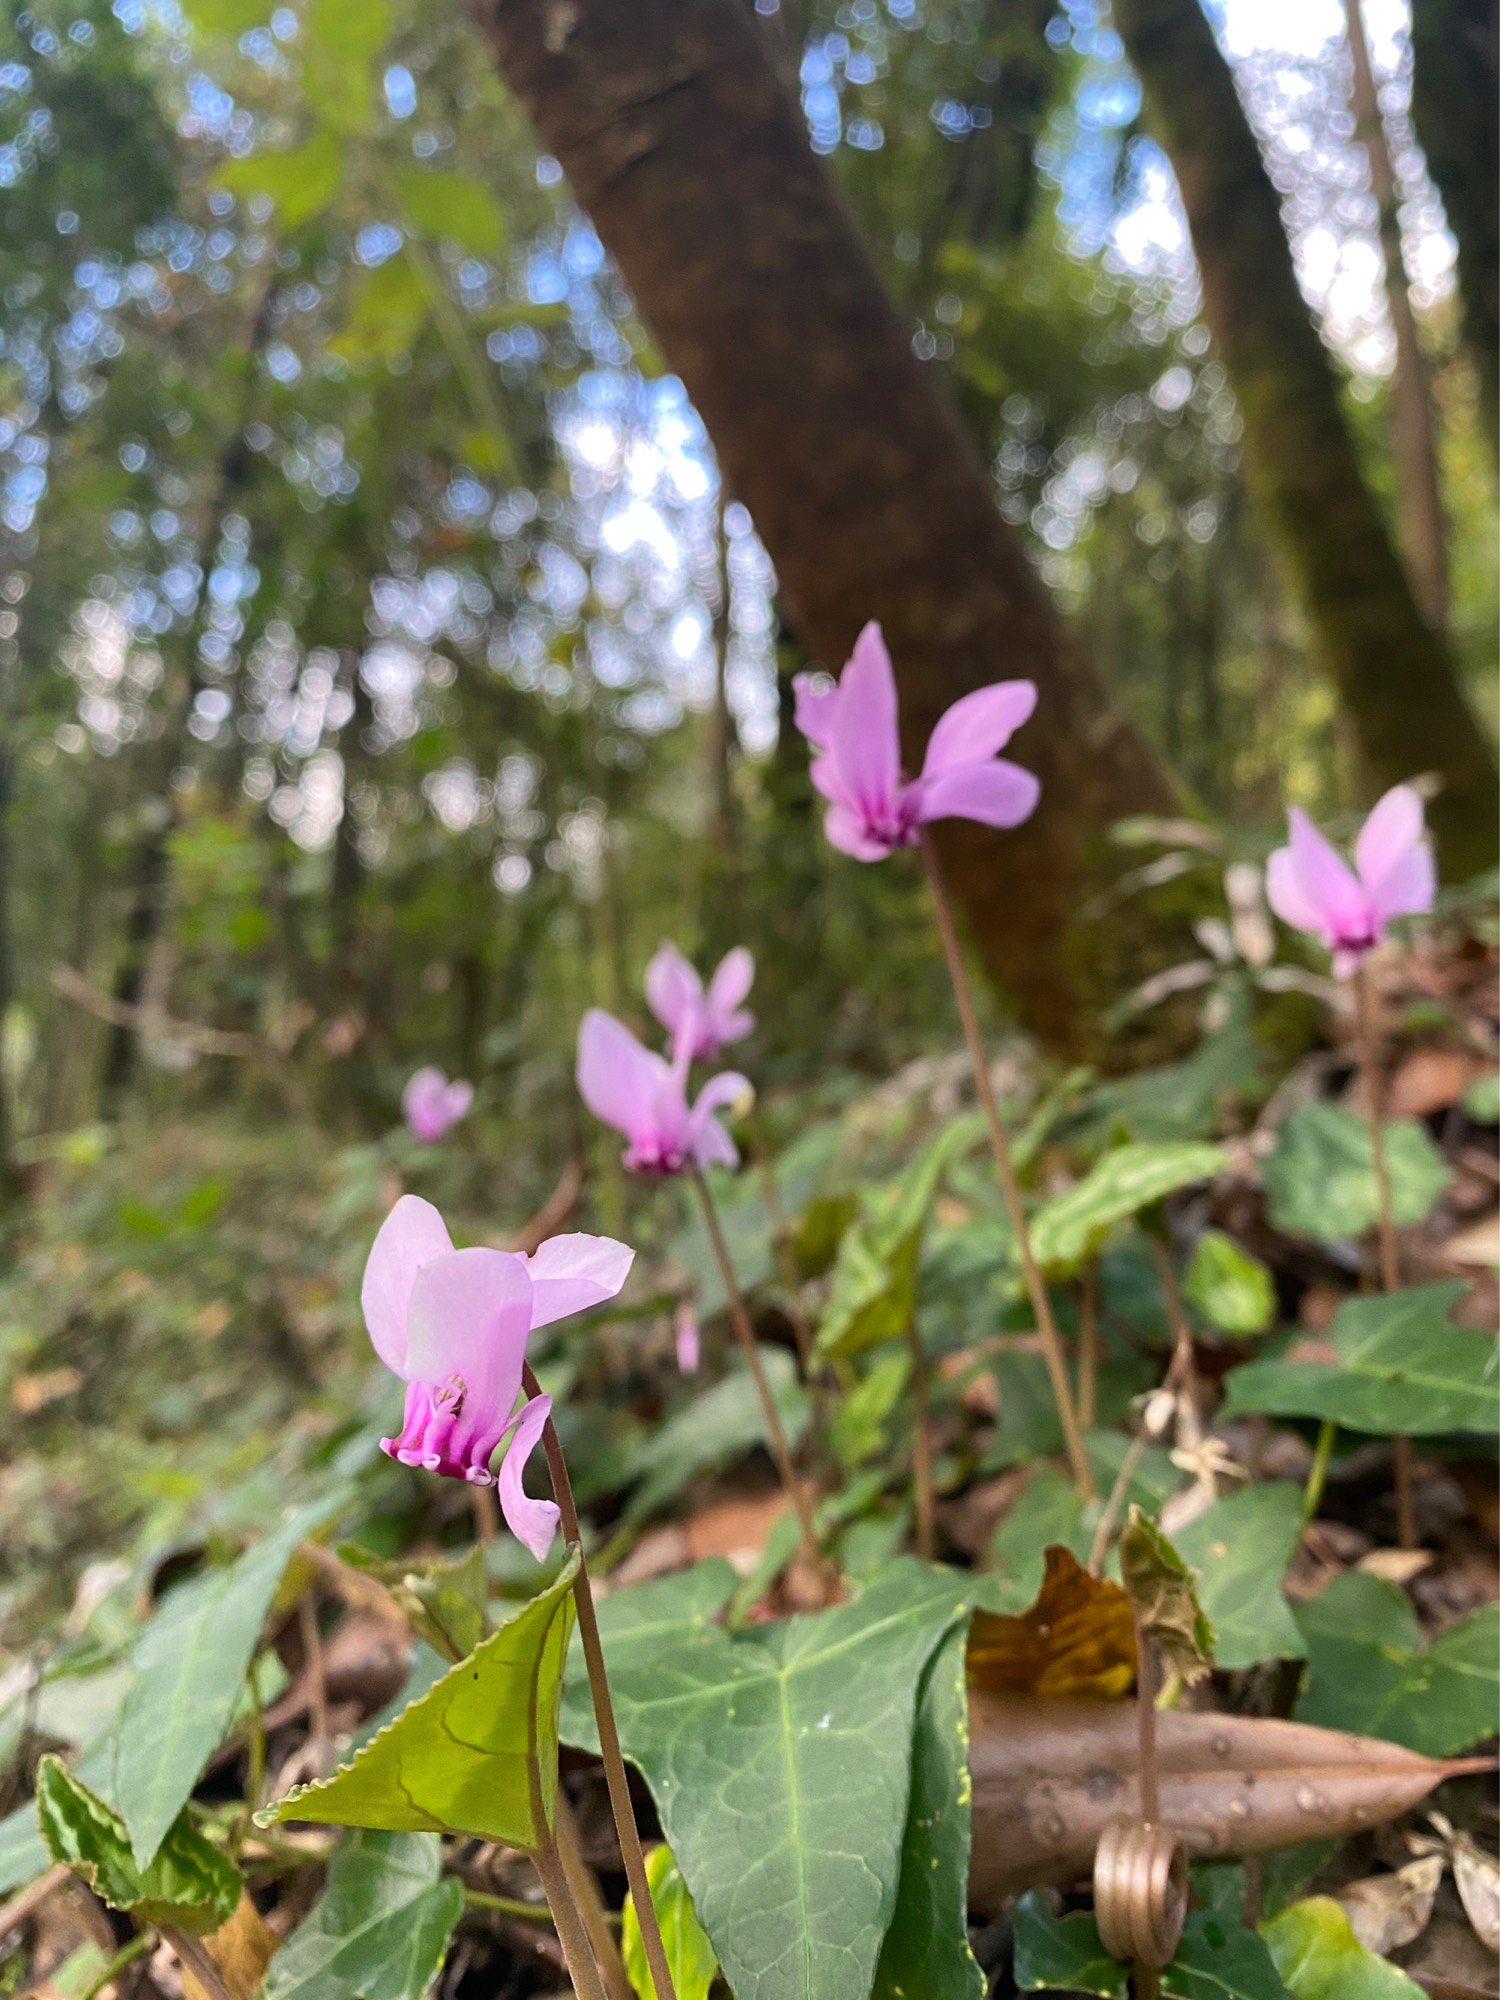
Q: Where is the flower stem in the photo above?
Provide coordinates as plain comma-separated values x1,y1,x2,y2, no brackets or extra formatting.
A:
1077,1263,1099,1432
902,1317,936,1561
689,1167,823,1570
555,1788,633,2000
161,1927,235,2000
77,1928,154,2000
1088,1426,1148,1576
1354,960,1416,1547
1302,1419,1338,1525
523,1364,678,2000
748,1113,816,1380
1135,1619,1161,1826
919,831,1094,1499
532,1831,612,2000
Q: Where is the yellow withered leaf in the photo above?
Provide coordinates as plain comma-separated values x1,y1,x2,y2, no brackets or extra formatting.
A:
968,1546,1138,1700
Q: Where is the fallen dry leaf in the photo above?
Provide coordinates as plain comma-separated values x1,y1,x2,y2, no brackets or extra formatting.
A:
967,1690,1487,1905
968,1546,1137,1700
1450,1833,1500,1956
1443,1214,1500,1270
1119,1508,1215,1684
1389,1049,1475,1119
1358,1547,1436,1585
183,1893,278,2000
1337,1855,1444,1953
12,1367,83,1415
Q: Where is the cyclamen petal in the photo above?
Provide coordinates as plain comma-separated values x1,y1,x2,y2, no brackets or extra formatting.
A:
643,943,702,1046
917,758,1040,831
1265,787,1434,967
404,1247,532,1428
792,673,839,750
1367,841,1435,927
675,1299,701,1375
1355,785,1424,898
402,1066,473,1143
497,1395,560,1560
526,1232,635,1329
920,680,1037,780
1287,809,1367,938
577,1008,744,1175
576,1008,673,1140
362,1195,454,1377
830,622,902,820
1265,848,1326,936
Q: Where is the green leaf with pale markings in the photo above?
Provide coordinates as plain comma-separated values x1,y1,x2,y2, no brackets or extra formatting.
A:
1163,1912,1291,1998
259,1554,577,1848
1184,1230,1276,1336
36,1757,240,1935
1170,1483,1306,1669
263,1830,464,2000
1262,1105,1450,1243
563,1559,968,2000
1292,1571,1500,1755
1030,1143,1227,1276
872,1616,984,2000
113,1496,344,1869
1221,1282,1498,1436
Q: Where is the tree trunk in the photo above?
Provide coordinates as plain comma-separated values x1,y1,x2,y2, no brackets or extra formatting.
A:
473,0,1189,1057
1343,0,1448,629
1113,0,1498,877
1410,0,1499,448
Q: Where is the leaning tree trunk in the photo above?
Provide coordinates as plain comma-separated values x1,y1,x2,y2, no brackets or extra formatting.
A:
472,0,1189,1057
1410,0,1499,449
1112,0,1499,879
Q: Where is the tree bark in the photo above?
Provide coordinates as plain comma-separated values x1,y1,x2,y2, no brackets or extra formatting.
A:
1113,0,1498,877
1343,0,1448,629
473,0,1189,1056
1410,0,1499,447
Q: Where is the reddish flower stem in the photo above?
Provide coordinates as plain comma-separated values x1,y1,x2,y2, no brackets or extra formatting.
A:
523,1364,678,2000
1354,960,1416,1547
919,831,1095,1499
902,1317,936,1561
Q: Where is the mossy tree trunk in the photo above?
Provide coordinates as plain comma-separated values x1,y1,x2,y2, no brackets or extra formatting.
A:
472,0,1195,1057
1114,0,1499,878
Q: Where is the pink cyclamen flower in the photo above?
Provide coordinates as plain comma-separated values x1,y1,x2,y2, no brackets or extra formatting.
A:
674,1298,701,1376
402,1067,474,1144
1265,785,1435,978
792,620,1040,862
363,1194,633,1558
576,1009,750,1175
644,941,755,1061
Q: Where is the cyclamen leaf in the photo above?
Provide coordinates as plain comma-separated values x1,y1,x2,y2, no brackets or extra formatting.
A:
1169,1484,1306,1669
1221,1282,1499,1436
1118,1507,1215,1683
1162,1912,1292,1999
36,1756,240,1934
1259,1897,1424,1998
1292,1571,1500,1755
622,1844,719,2000
262,1830,464,2000
258,1554,577,1848
562,1558,969,2000
330,254,428,366
1183,1230,1276,1336
1262,1105,1450,1243
114,1496,344,1870
338,1542,487,1664
1011,1891,1127,1997
1029,1142,1227,1276
872,1618,984,2000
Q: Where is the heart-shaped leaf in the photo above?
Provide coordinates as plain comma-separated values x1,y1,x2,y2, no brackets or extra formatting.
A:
1170,1483,1306,1669
1183,1230,1276,1336
562,1559,969,2000
36,1756,240,1935
262,1830,464,2000
338,1543,487,1664
216,132,344,228
396,166,504,256
259,1554,578,1849
1262,1106,1450,1243
1012,1891,1127,1997
1030,1143,1227,1277
1292,1571,1500,1755
1221,1283,1498,1436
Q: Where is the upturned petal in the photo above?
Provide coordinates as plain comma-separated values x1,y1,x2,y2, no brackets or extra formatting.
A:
362,1194,454,1377
792,672,839,749
1265,847,1326,936
830,622,901,820
497,1395,560,1560
675,1299,701,1375
1367,842,1435,927
576,1008,674,1143
441,1079,474,1125
526,1233,635,1328
643,942,703,1043
1355,786,1429,904
1286,808,1367,938
706,947,755,1032
688,1069,750,1170
920,680,1037,780
917,758,1040,831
